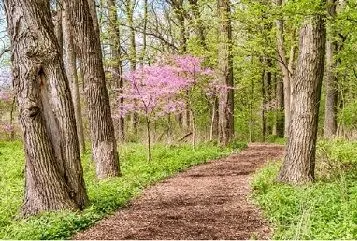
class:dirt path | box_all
[74,144,284,240]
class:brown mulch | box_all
[73,144,284,240]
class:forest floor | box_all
[74,144,284,240]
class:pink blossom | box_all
[114,54,215,119]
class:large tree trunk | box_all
[63,1,86,153]
[278,13,326,185]
[65,0,121,179]
[324,0,338,138]
[108,0,125,142]
[5,0,88,216]
[218,0,234,145]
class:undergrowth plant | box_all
[0,141,231,239]
[252,139,357,240]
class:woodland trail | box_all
[74,144,284,240]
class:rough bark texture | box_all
[218,0,234,145]
[324,0,338,138]
[54,1,63,52]
[108,0,125,141]
[278,14,326,184]
[5,0,88,216]
[65,0,121,179]
[63,0,86,153]
[275,0,291,138]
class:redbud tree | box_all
[114,54,214,161]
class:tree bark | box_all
[5,0,88,216]
[324,0,338,138]
[209,96,219,140]
[275,0,291,138]
[139,0,148,65]
[54,0,63,52]
[125,0,138,135]
[218,0,234,145]
[107,0,125,141]
[65,0,121,179]
[278,13,326,184]
[275,75,284,137]
[262,70,267,142]
[63,1,86,153]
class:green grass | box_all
[252,139,357,240]
[0,141,231,239]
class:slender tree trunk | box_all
[275,0,291,138]
[172,0,187,54]
[275,75,284,137]
[324,0,338,138]
[209,96,219,141]
[139,0,148,65]
[188,0,206,49]
[126,0,138,135]
[218,0,234,145]
[278,13,326,184]
[9,96,16,140]
[65,0,121,179]
[146,117,152,162]
[5,0,88,216]
[191,109,196,149]
[108,0,125,141]
[262,70,267,142]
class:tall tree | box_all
[275,75,284,137]
[4,0,88,216]
[139,0,149,65]
[275,0,291,137]
[218,0,234,145]
[64,0,121,179]
[63,0,86,153]
[107,0,125,141]
[188,0,206,49]
[278,10,326,184]
[125,0,139,134]
[324,0,338,138]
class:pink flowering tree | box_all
[114,54,214,161]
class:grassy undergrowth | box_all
[252,139,357,239]
[0,141,231,239]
